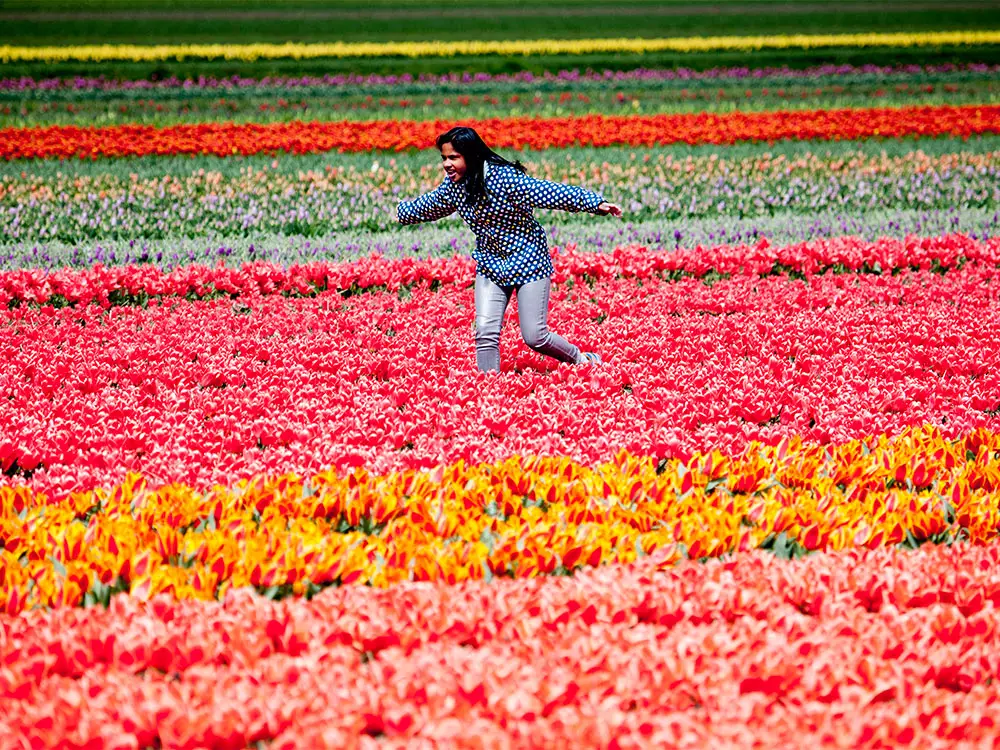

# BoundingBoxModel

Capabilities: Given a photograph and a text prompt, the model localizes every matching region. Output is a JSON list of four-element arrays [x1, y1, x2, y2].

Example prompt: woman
[[397, 126, 623, 372]]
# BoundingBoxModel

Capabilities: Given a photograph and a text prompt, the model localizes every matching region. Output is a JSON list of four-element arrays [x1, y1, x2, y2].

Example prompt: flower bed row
[[2, 234, 999, 308], [5, 104, 1000, 160], [14, 81, 993, 130], [5, 62, 996, 94], [8, 206, 999, 274], [3, 543, 1000, 747], [6, 145, 997, 244], [9, 66, 996, 129], [4, 236, 1000, 498], [3, 424, 1000, 615], [3, 30, 1000, 63]]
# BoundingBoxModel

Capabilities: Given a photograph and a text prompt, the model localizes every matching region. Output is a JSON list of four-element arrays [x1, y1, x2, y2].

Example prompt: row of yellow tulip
[[3, 31, 1000, 63], [2, 424, 998, 615]]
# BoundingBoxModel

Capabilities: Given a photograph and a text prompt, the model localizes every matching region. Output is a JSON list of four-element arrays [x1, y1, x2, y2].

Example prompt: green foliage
[[759, 531, 811, 560], [5, 0, 1000, 48], [7, 74, 1000, 128], [81, 575, 130, 607], [5, 47, 1000, 82]]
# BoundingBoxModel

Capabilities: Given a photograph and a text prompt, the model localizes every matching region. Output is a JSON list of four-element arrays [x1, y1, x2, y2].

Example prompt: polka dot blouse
[[397, 162, 605, 287]]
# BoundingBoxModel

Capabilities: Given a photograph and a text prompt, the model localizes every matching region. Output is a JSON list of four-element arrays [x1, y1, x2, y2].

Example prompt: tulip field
[[3, 2, 1000, 747]]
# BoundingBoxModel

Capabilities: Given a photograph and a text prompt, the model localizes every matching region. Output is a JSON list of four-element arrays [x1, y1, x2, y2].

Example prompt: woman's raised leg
[[515, 277, 582, 364], [474, 273, 513, 372]]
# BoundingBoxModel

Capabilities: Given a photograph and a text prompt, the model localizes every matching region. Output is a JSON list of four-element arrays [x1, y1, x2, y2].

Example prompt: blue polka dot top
[[397, 162, 605, 287]]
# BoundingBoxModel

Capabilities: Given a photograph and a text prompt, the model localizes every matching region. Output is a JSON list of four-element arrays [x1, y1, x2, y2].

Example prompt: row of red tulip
[[4, 104, 999, 160], [2, 234, 998, 309], [4, 245, 1000, 498], [3, 543, 999, 748]]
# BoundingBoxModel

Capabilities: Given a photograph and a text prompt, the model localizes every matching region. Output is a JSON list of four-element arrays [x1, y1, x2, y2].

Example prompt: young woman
[[397, 126, 623, 372]]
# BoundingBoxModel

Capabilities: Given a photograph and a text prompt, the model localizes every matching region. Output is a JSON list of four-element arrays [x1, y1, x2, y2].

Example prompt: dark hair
[[435, 126, 526, 206]]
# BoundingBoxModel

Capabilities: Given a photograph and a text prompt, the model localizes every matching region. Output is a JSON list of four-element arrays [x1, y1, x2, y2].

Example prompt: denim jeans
[[474, 273, 582, 372]]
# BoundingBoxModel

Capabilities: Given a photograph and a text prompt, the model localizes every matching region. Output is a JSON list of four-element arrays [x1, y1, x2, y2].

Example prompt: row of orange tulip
[[2, 424, 998, 616], [4, 104, 999, 160]]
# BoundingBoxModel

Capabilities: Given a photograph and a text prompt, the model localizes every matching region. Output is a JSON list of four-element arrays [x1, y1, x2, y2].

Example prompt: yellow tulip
[[1, 32, 999, 63]]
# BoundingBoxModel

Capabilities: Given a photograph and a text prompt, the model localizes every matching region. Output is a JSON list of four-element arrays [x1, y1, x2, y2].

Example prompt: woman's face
[[440, 142, 467, 182]]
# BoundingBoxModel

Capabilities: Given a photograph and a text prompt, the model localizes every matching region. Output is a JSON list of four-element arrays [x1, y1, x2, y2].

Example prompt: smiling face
[[440, 141, 467, 182]]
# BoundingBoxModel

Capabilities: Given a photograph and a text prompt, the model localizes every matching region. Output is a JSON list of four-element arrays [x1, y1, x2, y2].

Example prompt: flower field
[[5, 30, 1000, 63], [6, 63, 999, 127], [6, 141, 1000, 248], [4, 544, 1000, 748], [3, 4, 1000, 746], [6, 103, 1000, 160]]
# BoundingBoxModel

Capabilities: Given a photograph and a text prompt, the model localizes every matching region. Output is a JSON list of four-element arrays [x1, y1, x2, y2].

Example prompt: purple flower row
[[2, 63, 997, 92], [5, 207, 997, 273]]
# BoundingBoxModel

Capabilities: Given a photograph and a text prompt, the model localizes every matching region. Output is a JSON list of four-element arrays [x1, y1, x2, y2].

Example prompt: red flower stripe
[[2, 234, 998, 309], [3, 104, 998, 160], [4, 235, 1000, 499], [2, 544, 1000, 747]]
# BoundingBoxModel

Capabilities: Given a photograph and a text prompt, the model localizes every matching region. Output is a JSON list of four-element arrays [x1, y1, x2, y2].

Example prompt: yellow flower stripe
[[3, 31, 1000, 63], [1, 424, 998, 613]]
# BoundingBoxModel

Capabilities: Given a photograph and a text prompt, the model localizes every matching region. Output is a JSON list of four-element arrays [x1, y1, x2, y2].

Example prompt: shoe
[[579, 352, 603, 365]]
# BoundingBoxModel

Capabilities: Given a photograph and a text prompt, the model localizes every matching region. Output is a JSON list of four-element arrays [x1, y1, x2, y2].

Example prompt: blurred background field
[[4, 0, 1000, 78], [2, 2, 999, 267]]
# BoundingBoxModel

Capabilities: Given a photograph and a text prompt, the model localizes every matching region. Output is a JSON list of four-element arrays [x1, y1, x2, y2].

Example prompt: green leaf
[[193, 514, 216, 533], [942, 498, 957, 525], [900, 528, 923, 550], [479, 528, 497, 555], [760, 531, 809, 560], [483, 500, 503, 519], [706, 477, 728, 492]]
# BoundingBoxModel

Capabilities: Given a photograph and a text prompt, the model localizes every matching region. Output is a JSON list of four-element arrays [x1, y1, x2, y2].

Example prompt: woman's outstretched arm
[[397, 182, 457, 225], [505, 170, 620, 215]]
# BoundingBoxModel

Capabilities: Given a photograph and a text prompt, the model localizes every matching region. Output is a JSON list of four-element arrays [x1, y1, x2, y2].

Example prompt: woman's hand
[[597, 202, 623, 218]]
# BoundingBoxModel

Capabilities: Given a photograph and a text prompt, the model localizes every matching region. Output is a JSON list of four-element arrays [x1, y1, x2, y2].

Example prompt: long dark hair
[[436, 126, 526, 206]]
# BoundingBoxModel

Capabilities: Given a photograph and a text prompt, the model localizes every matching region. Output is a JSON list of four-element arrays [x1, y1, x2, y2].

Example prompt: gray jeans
[[474, 274, 581, 371]]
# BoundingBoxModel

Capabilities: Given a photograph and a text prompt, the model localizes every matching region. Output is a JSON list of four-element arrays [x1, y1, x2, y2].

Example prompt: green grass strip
[[7, 46, 1000, 81], [4, 1, 1000, 46]]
